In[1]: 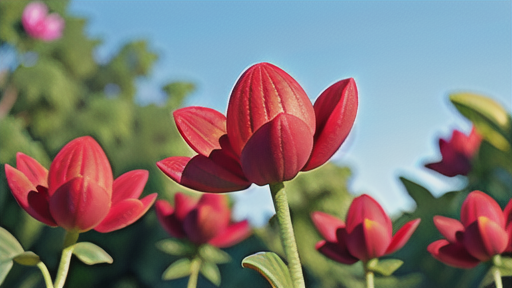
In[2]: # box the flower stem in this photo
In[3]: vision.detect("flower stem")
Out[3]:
[53,231,79,288]
[269,182,305,288]
[187,257,202,288]
[365,270,375,288]
[493,267,503,288]
[36,261,54,288]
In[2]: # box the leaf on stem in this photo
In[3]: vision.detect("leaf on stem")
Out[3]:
[162,258,192,280]
[199,244,231,264]
[242,252,293,288]
[200,261,221,286]
[0,227,25,285]
[72,242,113,265]
[13,251,40,266]
[156,238,196,256]
[366,258,403,276]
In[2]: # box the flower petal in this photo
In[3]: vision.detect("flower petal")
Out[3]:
[386,218,421,255]
[111,170,149,205]
[174,106,227,157]
[503,199,512,252]
[155,199,186,238]
[345,194,392,236]
[208,220,252,248]
[433,216,464,243]
[27,187,57,227]
[460,191,504,228]
[184,204,227,244]
[346,219,391,261]
[463,216,508,262]
[427,239,480,269]
[316,239,359,265]
[5,164,36,209]
[240,113,314,185]
[311,211,345,243]
[303,78,358,171]
[16,152,48,187]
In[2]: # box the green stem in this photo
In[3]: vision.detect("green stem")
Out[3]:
[493,267,503,288]
[36,262,54,288]
[187,257,202,288]
[269,182,305,288]
[365,269,375,288]
[53,231,79,288]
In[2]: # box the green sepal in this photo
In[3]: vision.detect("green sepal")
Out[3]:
[0,227,24,285]
[199,244,231,264]
[200,261,221,286]
[13,251,40,266]
[242,252,293,288]
[480,256,512,288]
[366,258,403,276]
[72,242,113,265]
[156,238,196,257]
[162,258,192,280]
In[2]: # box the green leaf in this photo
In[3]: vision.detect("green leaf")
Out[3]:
[156,238,196,257]
[0,227,24,261]
[200,261,221,286]
[367,258,403,276]
[242,252,293,288]
[72,242,113,265]
[13,251,40,266]
[450,93,511,151]
[162,258,192,280]
[0,261,13,285]
[198,244,231,264]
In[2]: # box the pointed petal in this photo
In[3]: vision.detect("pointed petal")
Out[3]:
[155,199,186,238]
[463,216,508,262]
[303,78,358,171]
[433,216,464,243]
[460,191,504,228]
[95,193,157,233]
[157,154,251,193]
[386,218,421,255]
[503,199,512,252]
[427,239,480,269]
[49,176,111,232]
[111,170,149,205]
[27,187,57,226]
[16,152,48,187]
[316,240,359,265]
[174,193,197,221]
[346,219,391,261]
[209,220,252,248]
[311,211,345,243]
[5,164,36,209]
[346,194,392,236]
[184,205,227,244]
[240,113,313,185]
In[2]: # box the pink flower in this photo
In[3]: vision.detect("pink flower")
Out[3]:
[155,193,251,248]
[157,62,357,191]
[312,194,420,264]
[22,2,64,41]
[425,127,482,177]
[428,191,511,268]
[4,136,157,233]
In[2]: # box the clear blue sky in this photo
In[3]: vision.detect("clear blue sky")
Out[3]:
[70,1,511,226]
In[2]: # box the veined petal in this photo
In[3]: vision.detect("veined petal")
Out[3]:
[94,193,157,233]
[311,211,345,243]
[460,191,504,228]
[303,78,358,171]
[386,218,421,255]
[16,152,48,187]
[174,107,227,157]
[316,239,358,265]
[155,199,186,238]
[240,113,314,185]
[463,216,508,262]
[111,170,149,205]
[433,216,464,243]
[209,220,252,248]
[346,219,391,261]
[427,239,480,269]
[345,194,392,236]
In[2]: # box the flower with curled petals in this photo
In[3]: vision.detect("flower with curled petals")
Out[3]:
[22,2,64,41]
[4,136,157,233]
[157,62,358,191]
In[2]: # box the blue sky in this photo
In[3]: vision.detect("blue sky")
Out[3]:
[69,1,511,226]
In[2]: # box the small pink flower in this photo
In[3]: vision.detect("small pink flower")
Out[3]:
[425,127,482,177]
[428,191,511,268]
[155,193,251,248]
[4,136,157,233]
[22,2,64,41]
[312,194,420,264]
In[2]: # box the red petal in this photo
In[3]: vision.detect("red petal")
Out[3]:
[427,239,480,269]
[157,154,251,193]
[112,170,149,205]
[49,176,111,232]
[95,193,157,233]
[226,62,316,156]
[386,218,421,255]
[184,204,228,244]
[240,113,313,185]
[155,199,186,238]
[311,211,345,243]
[209,220,252,248]
[433,216,464,243]
[174,107,227,157]
[503,199,512,252]
[303,78,358,171]
[463,216,508,262]
[174,193,197,221]
[316,239,359,265]
[27,187,57,226]
[460,191,504,228]
[5,164,36,209]
[16,152,48,187]
[345,194,392,236]
[48,136,113,197]
[346,219,391,261]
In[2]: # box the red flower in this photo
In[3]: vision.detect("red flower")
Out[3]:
[155,193,251,248]
[157,62,357,191]
[22,2,64,41]
[428,191,511,268]
[4,136,157,233]
[312,194,420,264]
[425,127,481,177]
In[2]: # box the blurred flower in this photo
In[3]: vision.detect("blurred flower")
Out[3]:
[312,194,420,264]
[425,127,482,177]
[157,62,358,191]
[155,193,251,247]
[22,1,64,41]
[428,191,511,268]
[4,136,156,233]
